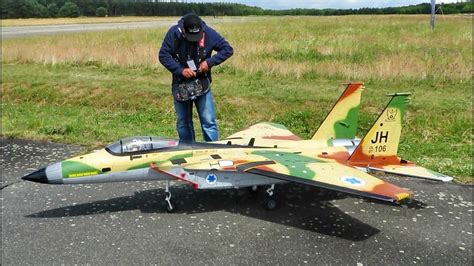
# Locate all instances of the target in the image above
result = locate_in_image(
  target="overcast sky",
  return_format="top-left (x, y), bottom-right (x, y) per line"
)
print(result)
top-left (189, 0), bottom-right (460, 10)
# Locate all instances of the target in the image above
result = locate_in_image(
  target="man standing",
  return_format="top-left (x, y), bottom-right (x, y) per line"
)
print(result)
top-left (159, 13), bottom-right (233, 142)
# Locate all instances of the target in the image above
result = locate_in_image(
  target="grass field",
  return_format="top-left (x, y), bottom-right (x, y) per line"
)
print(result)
top-left (1, 15), bottom-right (472, 182)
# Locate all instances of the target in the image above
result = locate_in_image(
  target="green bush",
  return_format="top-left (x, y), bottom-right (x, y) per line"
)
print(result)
top-left (58, 1), bottom-right (80, 18)
top-left (96, 7), bottom-right (108, 17)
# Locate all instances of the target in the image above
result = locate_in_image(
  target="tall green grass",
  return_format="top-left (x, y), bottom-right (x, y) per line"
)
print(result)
top-left (1, 15), bottom-right (472, 182)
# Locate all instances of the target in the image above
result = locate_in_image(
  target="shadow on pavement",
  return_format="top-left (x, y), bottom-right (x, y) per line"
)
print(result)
top-left (27, 183), bottom-right (382, 241)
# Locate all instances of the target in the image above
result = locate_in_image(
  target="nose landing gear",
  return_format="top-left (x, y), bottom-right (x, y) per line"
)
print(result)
top-left (164, 180), bottom-right (176, 213)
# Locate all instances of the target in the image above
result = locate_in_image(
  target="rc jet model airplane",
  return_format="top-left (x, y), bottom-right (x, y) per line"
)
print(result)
top-left (22, 83), bottom-right (452, 212)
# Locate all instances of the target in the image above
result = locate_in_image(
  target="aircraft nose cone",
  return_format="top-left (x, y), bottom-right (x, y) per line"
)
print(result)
top-left (22, 168), bottom-right (48, 184)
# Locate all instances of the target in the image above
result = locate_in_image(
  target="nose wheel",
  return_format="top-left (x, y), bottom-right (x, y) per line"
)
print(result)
top-left (164, 180), bottom-right (176, 213)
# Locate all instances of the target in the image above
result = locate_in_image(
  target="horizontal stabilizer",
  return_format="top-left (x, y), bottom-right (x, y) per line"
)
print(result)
top-left (368, 164), bottom-right (453, 182)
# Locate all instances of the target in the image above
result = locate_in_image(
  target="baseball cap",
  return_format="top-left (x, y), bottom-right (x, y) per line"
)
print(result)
top-left (182, 13), bottom-right (203, 42)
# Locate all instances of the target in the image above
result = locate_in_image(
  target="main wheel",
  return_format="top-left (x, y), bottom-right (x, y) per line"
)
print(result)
top-left (263, 197), bottom-right (278, 210)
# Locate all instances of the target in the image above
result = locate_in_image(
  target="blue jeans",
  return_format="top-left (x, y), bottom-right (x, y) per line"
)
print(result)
top-left (174, 90), bottom-right (218, 142)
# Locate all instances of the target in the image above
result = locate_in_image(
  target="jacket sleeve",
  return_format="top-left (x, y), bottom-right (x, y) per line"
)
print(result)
top-left (158, 28), bottom-right (184, 76)
top-left (205, 28), bottom-right (234, 68)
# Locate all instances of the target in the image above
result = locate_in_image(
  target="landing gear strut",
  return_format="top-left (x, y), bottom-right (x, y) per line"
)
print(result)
top-left (262, 184), bottom-right (278, 210)
top-left (164, 180), bottom-right (176, 213)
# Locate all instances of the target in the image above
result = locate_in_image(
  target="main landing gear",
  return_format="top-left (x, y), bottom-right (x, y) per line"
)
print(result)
top-left (163, 182), bottom-right (278, 212)
top-left (262, 184), bottom-right (278, 210)
top-left (249, 185), bottom-right (278, 210)
top-left (164, 180), bottom-right (176, 213)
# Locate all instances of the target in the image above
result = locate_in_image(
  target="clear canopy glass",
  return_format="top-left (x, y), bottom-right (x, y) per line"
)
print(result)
top-left (106, 136), bottom-right (179, 154)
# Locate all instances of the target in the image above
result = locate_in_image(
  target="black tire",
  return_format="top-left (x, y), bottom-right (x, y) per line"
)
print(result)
top-left (263, 197), bottom-right (278, 210)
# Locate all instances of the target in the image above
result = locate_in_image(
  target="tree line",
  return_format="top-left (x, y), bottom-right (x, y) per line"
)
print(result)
top-left (1, 0), bottom-right (473, 19)
top-left (271, 2), bottom-right (473, 16)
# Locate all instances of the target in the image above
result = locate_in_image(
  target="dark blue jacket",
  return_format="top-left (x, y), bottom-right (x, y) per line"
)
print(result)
top-left (158, 18), bottom-right (234, 85)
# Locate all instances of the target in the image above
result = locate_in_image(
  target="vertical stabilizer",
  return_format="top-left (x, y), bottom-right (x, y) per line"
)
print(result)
top-left (348, 92), bottom-right (453, 182)
top-left (311, 82), bottom-right (364, 141)
top-left (348, 93), bottom-right (411, 165)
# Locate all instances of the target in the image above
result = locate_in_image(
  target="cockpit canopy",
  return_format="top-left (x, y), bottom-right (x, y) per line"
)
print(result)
top-left (106, 136), bottom-right (179, 154)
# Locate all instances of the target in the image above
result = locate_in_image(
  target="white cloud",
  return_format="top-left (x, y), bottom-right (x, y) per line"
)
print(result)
top-left (190, 0), bottom-right (461, 10)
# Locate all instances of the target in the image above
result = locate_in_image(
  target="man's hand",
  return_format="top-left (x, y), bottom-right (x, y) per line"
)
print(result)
top-left (182, 68), bottom-right (196, 79)
top-left (198, 61), bottom-right (209, 73)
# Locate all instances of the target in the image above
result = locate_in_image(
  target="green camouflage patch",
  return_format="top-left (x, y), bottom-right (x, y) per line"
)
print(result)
top-left (252, 150), bottom-right (326, 179)
top-left (62, 160), bottom-right (101, 178)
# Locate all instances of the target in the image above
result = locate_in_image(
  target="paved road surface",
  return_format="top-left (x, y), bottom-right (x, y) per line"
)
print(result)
top-left (1, 138), bottom-right (472, 264)
top-left (1, 18), bottom-right (249, 39)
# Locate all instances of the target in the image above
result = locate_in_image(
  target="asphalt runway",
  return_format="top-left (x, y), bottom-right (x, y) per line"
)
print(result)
top-left (1, 138), bottom-right (473, 264)
top-left (1, 17), bottom-right (249, 39)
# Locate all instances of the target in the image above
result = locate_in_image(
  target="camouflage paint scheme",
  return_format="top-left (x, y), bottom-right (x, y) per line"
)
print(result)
top-left (23, 83), bottom-right (452, 205)
top-left (311, 82), bottom-right (363, 142)
top-left (346, 93), bottom-right (452, 182)
top-left (217, 82), bottom-right (365, 148)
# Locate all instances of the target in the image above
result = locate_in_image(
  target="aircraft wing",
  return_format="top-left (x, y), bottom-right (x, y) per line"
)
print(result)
top-left (223, 122), bottom-right (302, 141)
top-left (233, 151), bottom-right (412, 202)
top-left (152, 151), bottom-right (412, 203)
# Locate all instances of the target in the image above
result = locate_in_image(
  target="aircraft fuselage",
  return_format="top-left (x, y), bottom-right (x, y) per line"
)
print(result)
top-left (23, 139), bottom-right (358, 189)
